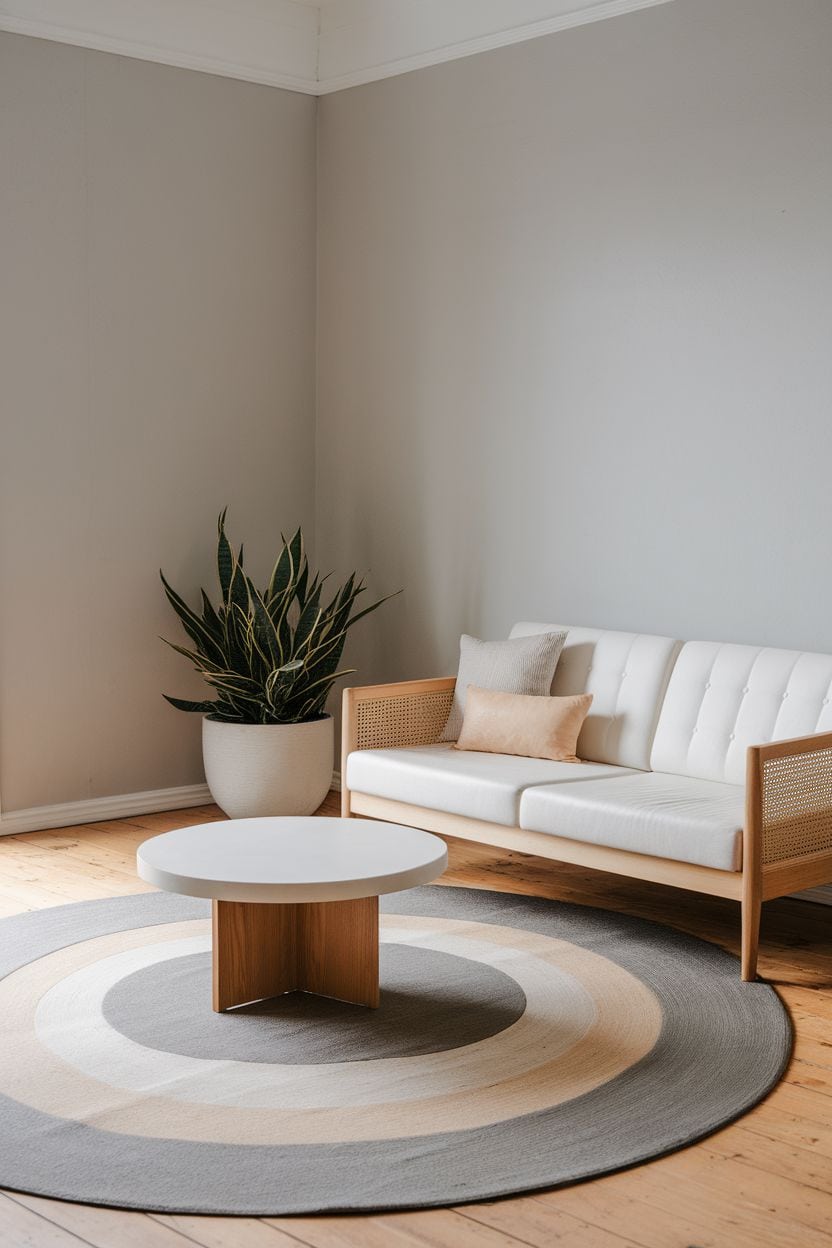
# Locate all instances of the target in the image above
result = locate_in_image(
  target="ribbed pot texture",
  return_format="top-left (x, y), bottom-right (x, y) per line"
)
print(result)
top-left (202, 716), bottom-right (334, 818)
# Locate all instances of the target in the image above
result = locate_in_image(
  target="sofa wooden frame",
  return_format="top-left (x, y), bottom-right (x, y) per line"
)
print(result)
top-left (341, 677), bottom-right (832, 980)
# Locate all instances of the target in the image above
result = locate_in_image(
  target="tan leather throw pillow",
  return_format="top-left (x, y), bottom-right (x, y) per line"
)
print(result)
top-left (454, 686), bottom-right (593, 763)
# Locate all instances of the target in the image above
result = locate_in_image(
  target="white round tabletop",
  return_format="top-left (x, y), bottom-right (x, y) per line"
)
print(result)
top-left (136, 816), bottom-right (448, 904)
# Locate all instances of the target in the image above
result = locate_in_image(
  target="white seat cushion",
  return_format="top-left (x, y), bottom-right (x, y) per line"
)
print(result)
top-left (510, 623), bottom-right (681, 770)
top-left (519, 772), bottom-right (745, 871)
top-left (651, 640), bottom-right (832, 784)
top-left (346, 744), bottom-right (636, 826)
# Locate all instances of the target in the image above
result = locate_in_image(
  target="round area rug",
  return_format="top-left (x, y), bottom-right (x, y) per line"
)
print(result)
top-left (0, 886), bottom-right (790, 1214)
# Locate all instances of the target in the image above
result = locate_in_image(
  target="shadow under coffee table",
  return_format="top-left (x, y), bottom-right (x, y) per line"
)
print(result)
top-left (137, 816), bottom-right (447, 1011)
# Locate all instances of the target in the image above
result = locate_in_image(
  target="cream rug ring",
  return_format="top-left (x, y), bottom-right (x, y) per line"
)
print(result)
top-left (0, 886), bottom-right (790, 1213)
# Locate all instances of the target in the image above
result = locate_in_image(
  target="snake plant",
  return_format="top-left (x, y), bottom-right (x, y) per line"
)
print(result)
top-left (161, 510), bottom-right (396, 724)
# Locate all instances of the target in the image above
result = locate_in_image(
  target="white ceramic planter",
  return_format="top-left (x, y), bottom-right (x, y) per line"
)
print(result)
top-left (202, 715), bottom-right (334, 818)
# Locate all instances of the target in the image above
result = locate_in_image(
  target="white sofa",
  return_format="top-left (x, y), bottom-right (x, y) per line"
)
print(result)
top-left (341, 622), bottom-right (832, 979)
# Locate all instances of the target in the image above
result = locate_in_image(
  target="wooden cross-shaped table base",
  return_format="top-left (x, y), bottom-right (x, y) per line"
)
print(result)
top-left (211, 896), bottom-right (380, 1011)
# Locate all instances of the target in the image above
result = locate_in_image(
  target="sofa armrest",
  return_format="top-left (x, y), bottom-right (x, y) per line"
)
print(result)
top-left (341, 677), bottom-right (456, 799)
top-left (340, 676), bottom-right (456, 816)
top-left (746, 730), bottom-right (832, 872)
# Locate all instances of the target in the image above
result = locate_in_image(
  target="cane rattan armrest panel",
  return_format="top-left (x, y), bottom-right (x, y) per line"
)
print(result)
top-left (343, 678), bottom-right (455, 753)
top-left (763, 738), bottom-right (832, 858)
top-left (759, 736), bottom-right (832, 865)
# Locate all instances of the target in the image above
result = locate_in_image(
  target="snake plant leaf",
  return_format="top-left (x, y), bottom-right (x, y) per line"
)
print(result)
top-left (266, 551), bottom-right (289, 606)
top-left (160, 637), bottom-right (226, 675)
top-left (295, 570), bottom-right (319, 620)
top-left (201, 662), bottom-right (261, 690)
top-left (276, 609), bottom-right (292, 664)
top-left (288, 527), bottom-right (304, 587)
top-left (265, 659), bottom-right (304, 706)
top-left (267, 526), bottom-right (302, 604)
top-left (337, 572), bottom-right (356, 605)
top-left (295, 559), bottom-right (309, 608)
top-left (292, 671), bottom-right (356, 722)
top-left (228, 557), bottom-right (249, 614)
top-left (292, 667), bottom-right (355, 701)
top-left (213, 694), bottom-right (243, 713)
top-left (221, 599), bottom-right (250, 674)
top-left (204, 678), bottom-right (262, 707)
top-left (318, 582), bottom-right (362, 643)
top-left (163, 695), bottom-right (216, 713)
top-left (299, 627), bottom-right (349, 677)
top-left (294, 583), bottom-right (324, 654)
top-left (248, 584), bottom-right (281, 669)
top-left (217, 509), bottom-right (234, 600)
top-left (159, 573), bottom-right (225, 666)
top-left (346, 589), bottom-right (402, 629)
top-left (207, 702), bottom-right (245, 722)
top-left (200, 590), bottom-right (223, 640)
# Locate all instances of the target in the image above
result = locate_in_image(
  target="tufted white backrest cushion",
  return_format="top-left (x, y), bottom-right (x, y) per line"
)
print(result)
top-left (510, 623), bottom-right (682, 770)
top-left (650, 641), bottom-right (832, 785)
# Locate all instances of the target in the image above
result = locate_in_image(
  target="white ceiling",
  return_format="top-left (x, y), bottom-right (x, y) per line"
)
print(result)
top-left (0, 0), bottom-right (675, 94)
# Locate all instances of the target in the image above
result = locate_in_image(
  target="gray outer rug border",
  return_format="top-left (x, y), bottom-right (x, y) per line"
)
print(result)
top-left (0, 887), bottom-right (793, 1216)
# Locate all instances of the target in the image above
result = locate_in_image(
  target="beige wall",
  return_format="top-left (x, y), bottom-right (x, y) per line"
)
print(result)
top-left (316, 0), bottom-right (832, 694)
top-left (0, 33), bottom-right (317, 810)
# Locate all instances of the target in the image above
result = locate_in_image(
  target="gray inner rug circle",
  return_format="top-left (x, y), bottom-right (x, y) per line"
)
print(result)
top-left (0, 886), bottom-right (792, 1216)
top-left (101, 942), bottom-right (527, 1062)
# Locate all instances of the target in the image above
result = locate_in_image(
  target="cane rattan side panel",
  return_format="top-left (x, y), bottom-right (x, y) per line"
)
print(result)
top-left (354, 689), bottom-right (454, 751)
top-left (761, 745), bottom-right (832, 864)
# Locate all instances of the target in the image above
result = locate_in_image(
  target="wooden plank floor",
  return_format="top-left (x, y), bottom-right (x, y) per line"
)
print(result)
top-left (0, 792), bottom-right (830, 1248)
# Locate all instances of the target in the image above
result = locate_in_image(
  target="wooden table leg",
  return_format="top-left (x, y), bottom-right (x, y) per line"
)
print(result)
top-left (212, 899), bottom-right (298, 1011)
top-left (211, 896), bottom-right (380, 1011)
top-left (300, 896), bottom-right (380, 1008)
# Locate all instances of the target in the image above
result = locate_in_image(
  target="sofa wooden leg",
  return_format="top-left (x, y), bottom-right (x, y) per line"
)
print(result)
top-left (742, 749), bottom-right (763, 982)
top-left (741, 891), bottom-right (761, 981)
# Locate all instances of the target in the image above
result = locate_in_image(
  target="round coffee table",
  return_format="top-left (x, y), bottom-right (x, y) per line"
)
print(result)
top-left (136, 817), bottom-right (447, 1012)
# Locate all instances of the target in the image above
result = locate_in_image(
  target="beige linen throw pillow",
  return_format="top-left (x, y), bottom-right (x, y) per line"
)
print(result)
top-left (454, 686), bottom-right (593, 763)
top-left (441, 631), bottom-right (567, 741)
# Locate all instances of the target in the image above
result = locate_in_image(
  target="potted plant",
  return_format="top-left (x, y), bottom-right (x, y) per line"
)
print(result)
top-left (161, 509), bottom-right (395, 817)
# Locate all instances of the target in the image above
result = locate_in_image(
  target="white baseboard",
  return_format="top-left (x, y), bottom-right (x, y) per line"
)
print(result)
top-left (0, 771), bottom-right (344, 838)
top-left (0, 783), bottom-right (213, 836)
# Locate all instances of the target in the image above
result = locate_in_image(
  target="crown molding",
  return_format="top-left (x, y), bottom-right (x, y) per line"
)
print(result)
top-left (0, 0), bottom-right (321, 94)
top-left (1, 0), bottom-right (677, 95)
top-left (315, 0), bottom-right (676, 95)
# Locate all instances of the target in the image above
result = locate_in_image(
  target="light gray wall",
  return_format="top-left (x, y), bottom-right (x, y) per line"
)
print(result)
top-left (316, 0), bottom-right (832, 695)
top-left (0, 33), bottom-right (317, 811)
